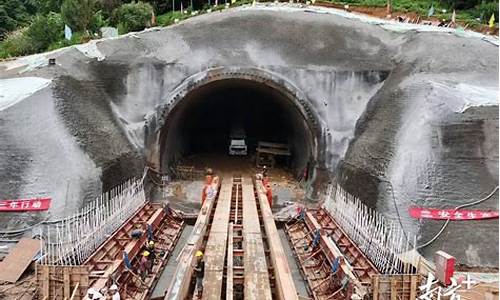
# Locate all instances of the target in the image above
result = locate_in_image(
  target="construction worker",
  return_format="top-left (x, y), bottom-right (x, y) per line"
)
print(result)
top-left (262, 165), bottom-right (268, 178)
top-left (139, 251), bottom-right (152, 280)
top-left (86, 287), bottom-right (104, 300)
top-left (266, 184), bottom-right (273, 208)
top-left (202, 168), bottom-right (214, 206)
top-left (146, 240), bottom-right (156, 261)
top-left (130, 223), bottom-right (143, 239)
top-left (205, 168), bottom-right (213, 185)
top-left (108, 284), bottom-right (121, 300)
top-left (201, 185), bottom-right (208, 206)
top-left (194, 250), bottom-right (205, 296)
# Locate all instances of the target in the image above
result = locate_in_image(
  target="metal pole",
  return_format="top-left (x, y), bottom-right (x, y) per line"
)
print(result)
top-left (172, 0), bottom-right (175, 13)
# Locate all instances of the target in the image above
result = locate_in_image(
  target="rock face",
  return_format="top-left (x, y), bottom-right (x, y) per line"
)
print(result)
top-left (0, 5), bottom-right (497, 267)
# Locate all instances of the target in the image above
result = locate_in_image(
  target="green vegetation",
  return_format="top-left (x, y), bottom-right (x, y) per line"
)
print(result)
top-left (116, 2), bottom-right (154, 33)
top-left (61, 0), bottom-right (97, 32)
top-left (0, 0), bottom-right (498, 59)
top-left (330, 0), bottom-right (498, 26)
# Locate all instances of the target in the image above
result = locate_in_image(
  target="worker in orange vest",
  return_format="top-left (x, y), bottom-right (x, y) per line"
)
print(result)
top-left (266, 184), bottom-right (273, 208)
top-left (205, 168), bottom-right (213, 185)
top-left (201, 168), bottom-right (213, 206)
top-left (201, 185), bottom-right (207, 206)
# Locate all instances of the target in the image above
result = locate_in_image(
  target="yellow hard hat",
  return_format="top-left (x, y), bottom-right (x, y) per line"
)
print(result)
top-left (143, 251), bottom-right (150, 257)
top-left (195, 250), bottom-right (203, 257)
top-left (149, 241), bottom-right (155, 246)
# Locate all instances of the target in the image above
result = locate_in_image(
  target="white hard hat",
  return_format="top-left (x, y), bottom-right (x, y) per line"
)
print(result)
top-left (110, 284), bottom-right (118, 291)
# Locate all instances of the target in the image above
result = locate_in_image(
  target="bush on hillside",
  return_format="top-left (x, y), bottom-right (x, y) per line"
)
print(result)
top-left (101, 0), bottom-right (122, 18)
top-left (26, 12), bottom-right (64, 52)
top-left (61, 0), bottom-right (98, 32)
top-left (0, 6), bottom-right (17, 39)
top-left (90, 10), bottom-right (108, 33)
top-left (156, 11), bottom-right (185, 26)
top-left (0, 28), bottom-right (34, 58)
top-left (473, 1), bottom-right (499, 23)
top-left (34, 0), bottom-right (64, 14)
top-left (116, 1), bottom-right (153, 33)
top-left (440, 0), bottom-right (481, 10)
top-left (0, 0), bottom-right (30, 39)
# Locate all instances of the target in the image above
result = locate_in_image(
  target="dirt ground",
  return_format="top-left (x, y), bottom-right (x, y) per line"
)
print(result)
top-left (457, 282), bottom-right (499, 299)
top-left (313, 2), bottom-right (499, 35)
top-left (161, 153), bottom-right (307, 216)
top-left (0, 273), bottom-right (37, 300)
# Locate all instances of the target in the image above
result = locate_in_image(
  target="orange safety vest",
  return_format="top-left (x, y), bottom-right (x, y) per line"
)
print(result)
top-left (266, 186), bottom-right (273, 208)
top-left (201, 185), bottom-right (208, 205)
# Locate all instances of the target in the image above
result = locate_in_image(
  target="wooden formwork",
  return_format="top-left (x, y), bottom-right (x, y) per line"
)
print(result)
top-left (36, 264), bottom-right (90, 300)
top-left (371, 274), bottom-right (421, 300)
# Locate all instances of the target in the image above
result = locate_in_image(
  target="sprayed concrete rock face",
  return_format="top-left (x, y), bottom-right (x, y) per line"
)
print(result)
top-left (0, 5), bottom-right (498, 267)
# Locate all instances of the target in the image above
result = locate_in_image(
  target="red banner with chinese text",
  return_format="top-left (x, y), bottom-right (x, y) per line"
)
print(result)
top-left (0, 198), bottom-right (51, 212)
top-left (409, 207), bottom-right (499, 220)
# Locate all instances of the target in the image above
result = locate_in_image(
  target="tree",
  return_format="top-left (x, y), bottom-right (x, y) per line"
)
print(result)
top-left (26, 12), bottom-right (63, 51)
top-left (439, 0), bottom-right (487, 10)
top-left (100, 0), bottom-right (121, 18)
top-left (33, 0), bottom-right (64, 14)
top-left (116, 1), bottom-right (153, 33)
top-left (61, 0), bottom-right (97, 32)
top-left (0, 6), bottom-right (17, 39)
top-left (0, 0), bottom-right (29, 28)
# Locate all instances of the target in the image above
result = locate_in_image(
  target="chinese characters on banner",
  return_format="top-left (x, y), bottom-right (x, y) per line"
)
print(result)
top-left (409, 207), bottom-right (499, 220)
top-left (0, 198), bottom-right (51, 212)
top-left (419, 272), bottom-right (477, 300)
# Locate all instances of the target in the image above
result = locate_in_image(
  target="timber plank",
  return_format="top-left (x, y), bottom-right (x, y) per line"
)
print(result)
top-left (256, 179), bottom-right (299, 300)
top-left (203, 183), bottom-right (232, 300)
top-left (0, 238), bottom-right (40, 283)
top-left (242, 182), bottom-right (272, 300)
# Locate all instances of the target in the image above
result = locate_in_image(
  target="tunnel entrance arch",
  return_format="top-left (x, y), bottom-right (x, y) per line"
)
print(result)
top-left (156, 67), bottom-right (321, 178)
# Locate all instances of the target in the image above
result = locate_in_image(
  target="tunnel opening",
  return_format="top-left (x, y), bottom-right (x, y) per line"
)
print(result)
top-left (160, 78), bottom-right (316, 177)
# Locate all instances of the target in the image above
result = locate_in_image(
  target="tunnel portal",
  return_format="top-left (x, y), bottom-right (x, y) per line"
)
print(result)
top-left (159, 77), bottom-right (317, 176)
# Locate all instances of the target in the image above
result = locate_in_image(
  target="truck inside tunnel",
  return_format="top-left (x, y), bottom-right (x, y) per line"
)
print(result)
top-left (160, 78), bottom-right (316, 176)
